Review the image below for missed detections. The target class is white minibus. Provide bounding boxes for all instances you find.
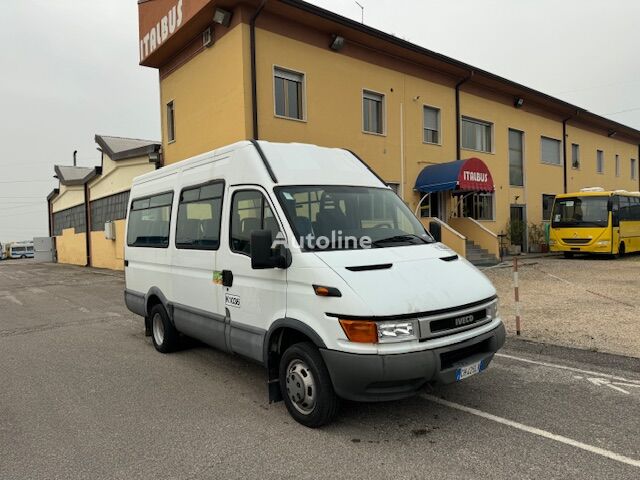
[124,141,505,427]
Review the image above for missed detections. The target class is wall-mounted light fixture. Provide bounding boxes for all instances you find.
[608,130,617,138]
[213,7,233,27]
[514,97,524,108]
[330,34,345,51]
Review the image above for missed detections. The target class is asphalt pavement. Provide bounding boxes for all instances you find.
[1,260,639,479]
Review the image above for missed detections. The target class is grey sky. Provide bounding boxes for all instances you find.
[1,0,639,243]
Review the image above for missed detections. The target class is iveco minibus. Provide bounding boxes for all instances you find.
[124,141,505,427]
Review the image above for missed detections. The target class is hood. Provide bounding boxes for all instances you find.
[314,243,496,317]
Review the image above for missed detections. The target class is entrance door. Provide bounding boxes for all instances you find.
[510,205,527,250]
[431,192,447,220]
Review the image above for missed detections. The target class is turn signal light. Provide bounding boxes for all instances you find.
[339,319,378,343]
[313,285,342,297]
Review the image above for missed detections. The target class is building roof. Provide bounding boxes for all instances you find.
[95,134,161,161]
[53,165,101,186]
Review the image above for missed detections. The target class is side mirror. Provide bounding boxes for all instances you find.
[429,220,442,242]
[250,230,289,269]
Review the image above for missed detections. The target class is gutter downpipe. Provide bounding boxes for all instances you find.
[638,144,640,192]
[562,111,578,194]
[250,0,268,140]
[84,183,92,267]
[455,71,474,160]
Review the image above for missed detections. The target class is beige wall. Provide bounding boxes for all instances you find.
[52,185,84,213]
[90,220,126,271]
[56,228,86,266]
[89,154,154,201]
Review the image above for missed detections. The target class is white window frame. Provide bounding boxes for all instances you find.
[508,128,525,187]
[422,105,441,145]
[362,89,386,136]
[540,136,562,166]
[272,65,307,122]
[166,100,176,144]
[460,116,494,154]
[596,149,604,174]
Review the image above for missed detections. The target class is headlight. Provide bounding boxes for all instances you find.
[596,240,609,246]
[377,320,418,343]
[548,239,556,246]
[486,300,499,320]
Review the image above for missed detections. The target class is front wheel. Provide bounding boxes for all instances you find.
[279,342,339,428]
[617,242,626,258]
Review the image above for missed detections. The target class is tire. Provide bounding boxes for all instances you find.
[279,342,339,428]
[563,252,574,259]
[618,242,626,257]
[149,304,179,353]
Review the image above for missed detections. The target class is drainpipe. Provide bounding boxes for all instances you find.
[638,144,640,192]
[562,111,578,194]
[84,182,92,267]
[250,0,268,140]
[455,71,474,159]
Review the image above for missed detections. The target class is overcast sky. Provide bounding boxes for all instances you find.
[1,0,639,243]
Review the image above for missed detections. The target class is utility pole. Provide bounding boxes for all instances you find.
[355,1,364,23]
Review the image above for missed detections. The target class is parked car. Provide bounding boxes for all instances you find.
[124,141,505,427]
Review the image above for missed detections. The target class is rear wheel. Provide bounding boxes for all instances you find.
[563,252,574,259]
[150,304,179,353]
[279,342,339,428]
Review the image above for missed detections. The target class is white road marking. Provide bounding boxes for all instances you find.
[496,352,640,385]
[423,394,640,469]
[588,378,630,394]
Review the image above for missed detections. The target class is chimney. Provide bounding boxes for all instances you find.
[73,150,77,166]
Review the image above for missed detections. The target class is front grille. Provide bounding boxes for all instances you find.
[430,309,486,333]
[440,339,490,369]
[562,238,591,245]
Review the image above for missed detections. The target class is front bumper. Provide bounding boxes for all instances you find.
[320,322,506,402]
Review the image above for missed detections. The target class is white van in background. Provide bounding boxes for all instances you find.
[124,141,505,427]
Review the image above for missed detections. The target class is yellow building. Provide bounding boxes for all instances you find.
[138,0,640,261]
[48,135,160,269]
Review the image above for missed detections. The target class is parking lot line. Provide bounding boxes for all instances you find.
[422,394,640,469]
[495,352,640,384]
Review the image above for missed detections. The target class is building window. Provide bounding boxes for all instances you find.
[596,150,604,174]
[274,67,304,120]
[167,101,175,142]
[462,193,494,221]
[615,154,621,177]
[230,190,280,255]
[363,90,384,134]
[176,182,224,250]
[90,191,130,231]
[423,106,440,144]
[508,129,524,187]
[542,194,556,221]
[52,204,86,236]
[571,143,580,169]
[461,117,492,153]
[127,192,173,248]
[632,158,637,180]
[540,137,561,165]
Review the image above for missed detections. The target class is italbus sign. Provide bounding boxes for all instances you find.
[457,157,494,192]
[139,0,184,62]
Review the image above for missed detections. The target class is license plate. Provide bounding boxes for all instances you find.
[455,360,484,381]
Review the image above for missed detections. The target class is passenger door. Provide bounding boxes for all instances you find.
[171,179,226,350]
[217,187,287,363]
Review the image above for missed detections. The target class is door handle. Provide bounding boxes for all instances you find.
[222,270,233,287]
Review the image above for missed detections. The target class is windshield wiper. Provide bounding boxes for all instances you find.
[372,234,428,247]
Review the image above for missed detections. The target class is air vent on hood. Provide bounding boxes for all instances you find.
[439,255,459,262]
[345,263,392,272]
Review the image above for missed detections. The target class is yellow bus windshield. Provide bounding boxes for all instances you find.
[551,195,610,228]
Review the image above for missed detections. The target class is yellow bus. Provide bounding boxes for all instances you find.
[549,189,640,258]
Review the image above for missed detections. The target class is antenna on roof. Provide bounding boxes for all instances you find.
[354,1,364,23]
[73,150,77,166]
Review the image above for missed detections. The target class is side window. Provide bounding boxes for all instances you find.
[176,182,224,250]
[127,192,173,248]
[230,190,280,255]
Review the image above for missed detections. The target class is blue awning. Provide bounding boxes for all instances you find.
[414,158,495,194]
[414,160,466,193]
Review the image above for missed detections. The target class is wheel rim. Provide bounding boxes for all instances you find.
[285,359,317,415]
[152,313,164,346]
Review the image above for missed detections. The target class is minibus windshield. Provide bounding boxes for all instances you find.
[551,196,609,228]
[275,185,433,251]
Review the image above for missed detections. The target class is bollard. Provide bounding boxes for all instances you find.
[514,256,521,336]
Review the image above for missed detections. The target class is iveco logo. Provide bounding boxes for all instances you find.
[454,314,475,327]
